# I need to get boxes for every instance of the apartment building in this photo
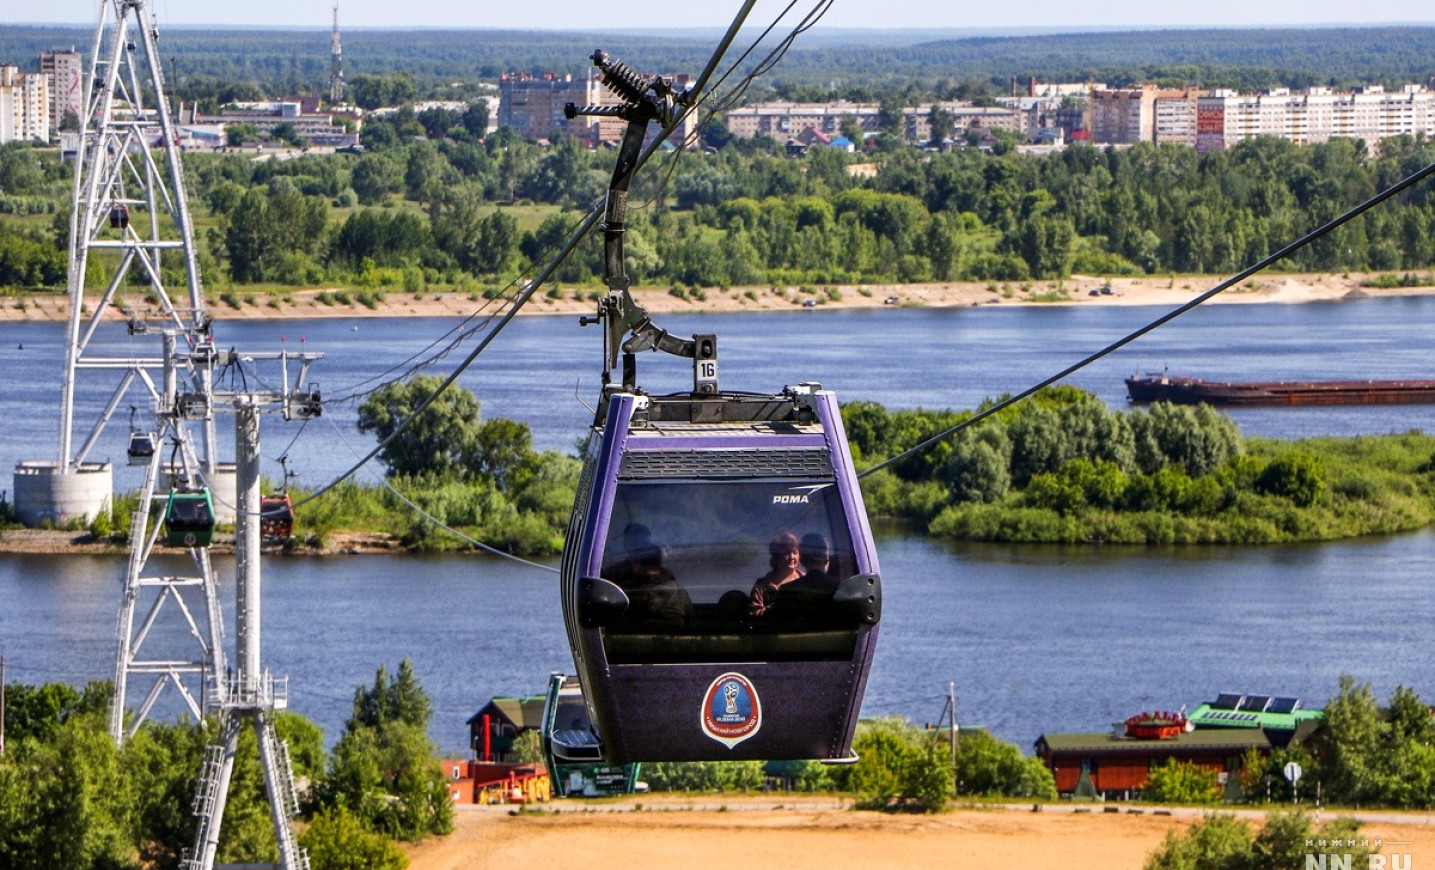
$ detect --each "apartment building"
[722,100,1020,144]
[1193,85,1435,153]
[0,64,50,143]
[38,49,84,133]
[1089,85,1203,145]
[497,73,587,141]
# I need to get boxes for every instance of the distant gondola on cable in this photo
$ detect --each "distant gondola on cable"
[259,493,293,542]
[109,203,129,229]
[163,488,216,548]
[126,407,155,467]
[558,49,880,765]
[260,458,296,543]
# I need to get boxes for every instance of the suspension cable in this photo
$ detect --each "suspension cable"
[860,154,1435,479]
[291,0,771,509]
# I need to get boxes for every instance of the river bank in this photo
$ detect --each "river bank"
[3,272,1431,322]
[0,527,403,556]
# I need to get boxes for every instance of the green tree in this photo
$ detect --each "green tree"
[1255,453,1325,507]
[954,729,1057,798]
[830,718,953,812]
[314,661,453,841]
[927,104,953,147]
[226,122,259,147]
[350,153,403,205]
[642,761,765,792]
[1130,403,1241,477]
[1144,812,1371,870]
[461,100,490,139]
[357,376,483,479]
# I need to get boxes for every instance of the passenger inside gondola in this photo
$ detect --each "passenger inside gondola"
[598,481,860,654]
[749,531,842,624]
[603,523,694,627]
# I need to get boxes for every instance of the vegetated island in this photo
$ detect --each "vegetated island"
[6,369,1435,555]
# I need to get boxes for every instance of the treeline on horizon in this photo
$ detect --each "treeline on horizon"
[6,129,1435,295]
[2,24,1435,100]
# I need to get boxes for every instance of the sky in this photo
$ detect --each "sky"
[8,0,1434,32]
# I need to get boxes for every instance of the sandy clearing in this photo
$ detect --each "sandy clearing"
[403,798,1435,870]
[3,273,1431,324]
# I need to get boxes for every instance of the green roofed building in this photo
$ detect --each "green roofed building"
[1187,693,1324,748]
[468,695,547,762]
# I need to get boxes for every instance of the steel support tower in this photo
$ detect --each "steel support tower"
[329,4,344,104]
[59,0,227,744]
[183,359,322,870]
[111,331,227,742]
[61,0,214,474]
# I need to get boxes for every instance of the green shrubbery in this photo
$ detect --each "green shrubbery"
[849,388,1435,545]
[1145,812,1370,870]
[1,662,447,868]
[828,718,953,812]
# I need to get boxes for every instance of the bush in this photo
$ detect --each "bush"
[954,729,1056,799]
[1142,759,1221,805]
[829,718,953,812]
[1255,453,1326,507]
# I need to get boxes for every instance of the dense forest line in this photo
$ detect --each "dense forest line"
[5,128,1435,297]
[3,24,1435,102]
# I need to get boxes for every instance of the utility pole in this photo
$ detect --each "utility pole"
[933,682,959,794]
[1,653,7,756]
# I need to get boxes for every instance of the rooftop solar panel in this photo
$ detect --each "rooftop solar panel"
[1269,697,1301,714]
[1240,695,1273,712]
[1213,693,1244,710]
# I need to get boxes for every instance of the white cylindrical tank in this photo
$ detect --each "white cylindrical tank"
[12,461,114,527]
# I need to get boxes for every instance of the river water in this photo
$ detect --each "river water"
[3,298,1435,751]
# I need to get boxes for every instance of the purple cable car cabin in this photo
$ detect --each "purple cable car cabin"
[560,384,881,763]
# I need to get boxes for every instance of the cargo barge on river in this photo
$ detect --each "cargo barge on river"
[1125,372,1435,406]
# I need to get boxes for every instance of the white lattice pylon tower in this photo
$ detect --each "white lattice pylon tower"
[59,0,226,744]
[111,332,226,742]
[62,0,215,473]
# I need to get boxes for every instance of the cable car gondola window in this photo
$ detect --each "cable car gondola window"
[598,476,859,665]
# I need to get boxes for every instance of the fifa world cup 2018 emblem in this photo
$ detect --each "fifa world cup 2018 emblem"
[702,672,761,748]
[723,681,740,714]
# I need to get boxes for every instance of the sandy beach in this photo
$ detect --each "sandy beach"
[404,797,1435,870]
[3,272,1431,323]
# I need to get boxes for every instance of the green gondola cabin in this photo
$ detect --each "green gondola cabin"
[164,489,216,548]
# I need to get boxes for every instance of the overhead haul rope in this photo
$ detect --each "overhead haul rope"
[291,0,767,511]
[327,1,832,406]
[859,154,1435,480]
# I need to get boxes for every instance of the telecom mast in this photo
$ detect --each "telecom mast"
[329,4,344,104]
